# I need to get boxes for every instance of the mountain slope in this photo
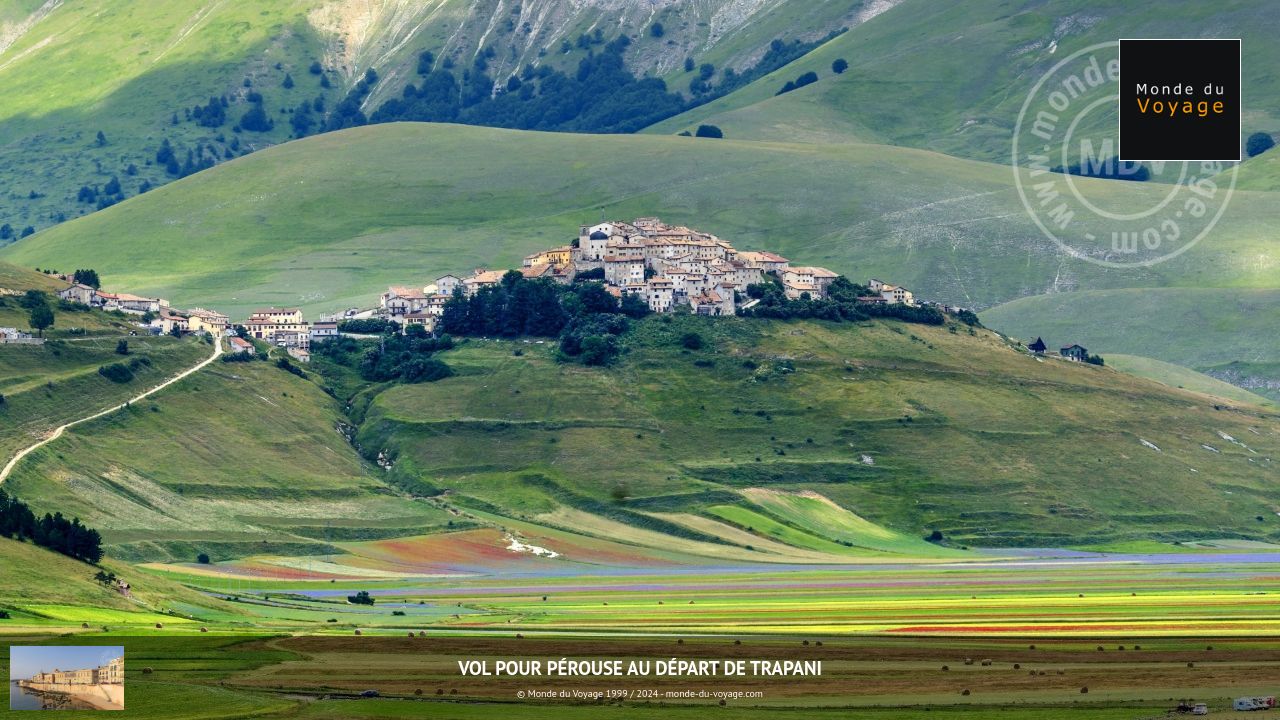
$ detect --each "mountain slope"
[648,0,1280,160]
[0,0,864,237]
[355,315,1280,546]
[3,358,449,562]
[3,122,1279,321]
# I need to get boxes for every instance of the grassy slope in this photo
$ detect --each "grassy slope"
[357,315,1280,547]
[0,536,237,623]
[0,261,210,459]
[981,288,1280,370]
[5,123,1280,321]
[0,0,859,237]
[1104,354,1273,408]
[647,0,1280,160]
[3,357,447,562]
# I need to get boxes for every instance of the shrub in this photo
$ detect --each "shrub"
[197,553,210,564]
[1246,131,1275,157]
[115,339,129,355]
[680,332,704,350]
[832,58,848,74]
[694,124,723,138]
[348,590,375,605]
[98,363,134,383]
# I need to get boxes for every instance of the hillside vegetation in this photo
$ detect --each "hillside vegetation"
[649,0,1280,160]
[0,262,209,459]
[0,0,865,236]
[353,315,1280,547]
[5,124,1279,322]
[4,359,448,562]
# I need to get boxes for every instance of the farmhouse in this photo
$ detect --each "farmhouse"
[1060,343,1089,361]
[227,336,255,355]
[57,282,97,305]
[1028,337,1047,355]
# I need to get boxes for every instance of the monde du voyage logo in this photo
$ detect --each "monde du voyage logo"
[1012,39,1240,268]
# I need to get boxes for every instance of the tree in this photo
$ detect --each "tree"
[650,22,664,38]
[620,292,649,318]
[348,590,375,605]
[684,56,695,72]
[832,58,848,74]
[20,226,34,238]
[197,552,210,564]
[282,73,294,89]
[96,130,107,147]
[309,60,323,75]
[695,124,723,138]
[29,304,53,336]
[680,332,704,350]
[240,102,274,132]
[115,339,129,355]
[0,224,11,240]
[1246,131,1275,158]
[73,268,101,289]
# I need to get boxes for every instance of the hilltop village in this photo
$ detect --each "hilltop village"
[376,217,922,330]
[27,219,1071,365]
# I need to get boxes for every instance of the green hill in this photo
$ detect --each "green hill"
[0,261,211,460]
[648,0,1280,160]
[352,315,1280,547]
[981,288,1280,387]
[3,357,448,563]
[0,0,860,237]
[9,313,1279,555]
[1105,354,1274,408]
[4,123,1280,322]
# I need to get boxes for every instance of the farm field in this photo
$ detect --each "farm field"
[6,548,1280,718]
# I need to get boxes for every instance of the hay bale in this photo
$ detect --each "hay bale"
[155,623,164,629]
[1028,670,1036,676]
[1187,662,1195,668]
[1117,645,1125,651]
[816,641,823,647]
[1028,644,1036,650]
[802,640,810,646]
[980,659,992,666]
[677,638,684,644]
[941,665,949,671]
[961,689,970,696]
[734,639,741,645]
[436,688,444,695]
[414,689,423,696]
[1096,645,1104,651]
[200,627,208,633]
[1013,663,1021,670]
[354,629,362,635]
[963,658,974,665]
[1134,644,1141,650]
[1205,645,1213,651]
[418,631,426,637]
[1080,686,1088,694]
[407,632,415,637]
[516,633,524,639]
[142,667,154,675]
[81,622,89,628]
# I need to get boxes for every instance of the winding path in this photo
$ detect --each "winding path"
[0,337,222,484]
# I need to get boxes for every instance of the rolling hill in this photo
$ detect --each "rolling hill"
[3,122,1279,321]
[648,0,1280,161]
[0,0,868,237]
[0,261,210,460]
[7,311,1280,559]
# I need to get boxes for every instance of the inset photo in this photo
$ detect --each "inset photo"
[9,646,124,711]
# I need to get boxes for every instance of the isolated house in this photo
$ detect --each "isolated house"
[1060,343,1088,361]
[227,336,255,355]
[1028,337,1047,355]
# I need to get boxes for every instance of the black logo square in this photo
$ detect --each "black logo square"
[1119,39,1240,161]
